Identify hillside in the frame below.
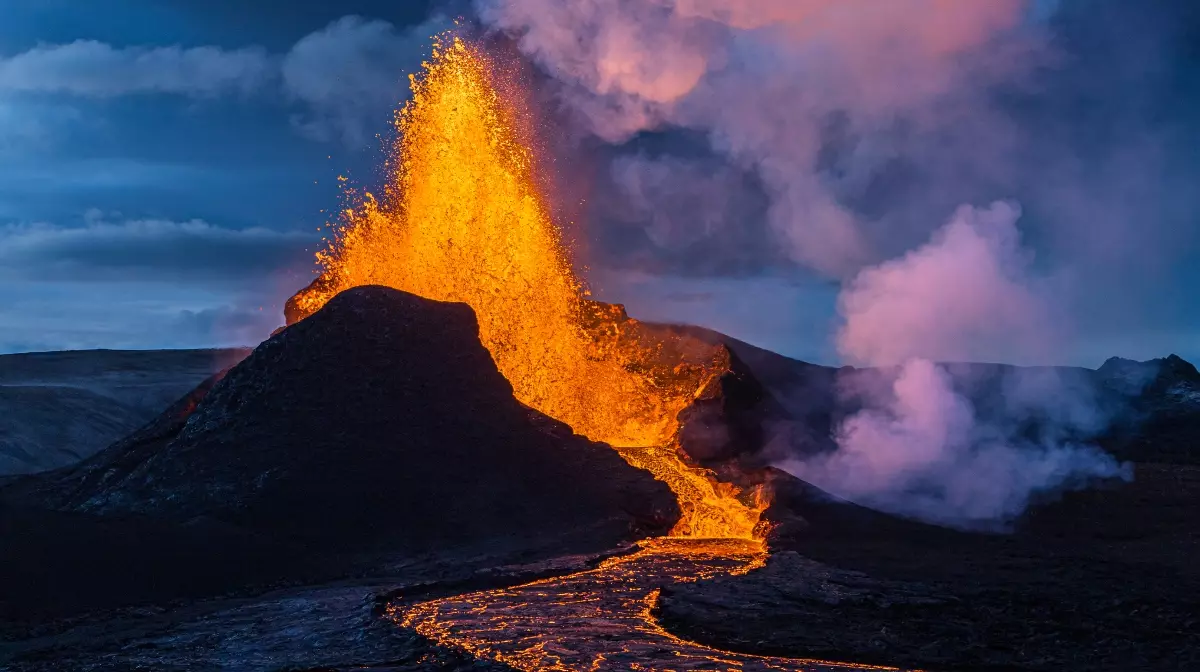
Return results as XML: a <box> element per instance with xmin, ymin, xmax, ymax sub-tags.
<box><xmin>0</xmin><ymin>349</ymin><xmax>249</xmax><ymax>475</ymax></box>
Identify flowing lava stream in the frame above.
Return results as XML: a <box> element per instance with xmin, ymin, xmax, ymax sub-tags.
<box><xmin>392</xmin><ymin>538</ymin><xmax>907</xmax><ymax>671</ymax></box>
<box><xmin>296</xmin><ymin>35</ymin><xmax>899</xmax><ymax>671</ymax></box>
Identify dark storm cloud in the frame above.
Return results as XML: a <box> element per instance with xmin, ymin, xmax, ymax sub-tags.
<box><xmin>0</xmin><ymin>212</ymin><xmax>317</xmax><ymax>282</ymax></box>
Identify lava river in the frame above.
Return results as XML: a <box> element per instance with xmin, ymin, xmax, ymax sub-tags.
<box><xmin>390</xmin><ymin>538</ymin><xmax>911</xmax><ymax>672</ymax></box>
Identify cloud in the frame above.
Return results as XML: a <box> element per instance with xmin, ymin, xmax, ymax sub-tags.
<box><xmin>778</xmin><ymin>358</ymin><xmax>1129</xmax><ymax>527</ymax></box>
<box><xmin>0</xmin><ymin>212</ymin><xmax>309</xmax><ymax>352</ymax></box>
<box><xmin>0</xmin><ymin>101</ymin><xmax>83</xmax><ymax>154</ymax></box>
<box><xmin>0</xmin><ymin>14</ymin><xmax>448</xmax><ymax>147</ymax></box>
<box><xmin>171</xmin><ymin>305</ymin><xmax>282</xmax><ymax>347</ymax></box>
<box><xmin>836</xmin><ymin>201</ymin><xmax>1062</xmax><ymax>367</ymax></box>
<box><xmin>478</xmin><ymin>0</ymin><xmax>1031</xmax><ymax>277</ymax></box>
<box><xmin>775</xmin><ymin>202</ymin><xmax>1128</xmax><ymax>527</ymax></box>
<box><xmin>282</xmin><ymin>15</ymin><xmax>450</xmax><ymax>145</ymax></box>
<box><xmin>0</xmin><ymin>41</ymin><xmax>274</xmax><ymax>97</ymax></box>
<box><xmin>0</xmin><ymin>287</ymin><xmax>285</xmax><ymax>353</ymax></box>
<box><xmin>0</xmin><ymin>211</ymin><xmax>317</xmax><ymax>282</ymax></box>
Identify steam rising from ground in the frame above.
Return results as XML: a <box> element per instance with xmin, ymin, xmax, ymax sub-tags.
<box><xmin>781</xmin><ymin>360</ymin><xmax>1128</xmax><ymax>527</ymax></box>
<box><xmin>780</xmin><ymin>204</ymin><xmax>1129</xmax><ymax>527</ymax></box>
<box><xmin>837</xmin><ymin>202</ymin><xmax>1054</xmax><ymax>367</ymax></box>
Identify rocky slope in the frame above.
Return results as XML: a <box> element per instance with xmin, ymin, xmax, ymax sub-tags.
<box><xmin>1</xmin><ymin>286</ymin><xmax>677</xmax><ymax>619</ymax></box>
<box><xmin>658</xmin><ymin>324</ymin><xmax>1200</xmax><ymax>467</ymax></box>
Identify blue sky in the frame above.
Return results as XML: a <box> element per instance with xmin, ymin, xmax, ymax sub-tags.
<box><xmin>0</xmin><ymin>1</ymin><xmax>444</xmax><ymax>352</ymax></box>
<box><xmin>1</xmin><ymin>1</ymin><xmax>1197</xmax><ymax>365</ymax></box>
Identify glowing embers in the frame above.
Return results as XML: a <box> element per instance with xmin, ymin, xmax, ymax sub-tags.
<box><xmin>296</xmin><ymin>35</ymin><xmax>763</xmax><ymax>538</ymax></box>
<box><xmin>391</xmin><ymin>538</ymin><xmax>906</xmax><ymax>671</ymax></box>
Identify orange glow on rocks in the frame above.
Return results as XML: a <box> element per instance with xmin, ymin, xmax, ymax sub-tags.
<box><xmin>290</xmin><ymin>35</ymin><xmax>764</xmax><ymax>539</ymax></box>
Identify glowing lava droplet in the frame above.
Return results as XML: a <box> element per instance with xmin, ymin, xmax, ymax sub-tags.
<box><xmin>294</xmin><ymin>35</ymin><xmax>764</xmax><ymax>539</ymax></box>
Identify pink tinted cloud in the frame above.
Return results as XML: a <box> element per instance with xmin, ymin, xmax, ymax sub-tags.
<box><xmin>836</xmin><ymin>201</ymin><xmax>1062</xmax><ymax>366</ymax></box>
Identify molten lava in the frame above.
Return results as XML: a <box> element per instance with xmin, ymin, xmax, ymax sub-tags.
<box><xmin>292</xmin><ymin>36</ymin><xmax>763</xmax><ymax>539</ymax></box>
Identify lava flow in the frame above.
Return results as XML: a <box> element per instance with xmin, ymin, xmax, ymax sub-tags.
<box><xmin>291</xmin><ymin>35</ymin><xmax>764</xmax><ymax>540</ymax></box>
<box><xmin>391</xmin><ymin>538</ymin><xmax>910</xmax><ymax>671</ymax></box>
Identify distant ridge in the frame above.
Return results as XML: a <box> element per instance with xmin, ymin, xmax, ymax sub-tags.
<box><xmin>0</xmin><ymin>348</ymin><xmax>249</xmax><ymax>475</ymax></box>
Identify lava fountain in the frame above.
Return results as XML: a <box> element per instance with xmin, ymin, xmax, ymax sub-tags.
<box><xmin>289</xmin><ymin>36</ymin><xmax>765</xmax><ymax>540</ymax></box>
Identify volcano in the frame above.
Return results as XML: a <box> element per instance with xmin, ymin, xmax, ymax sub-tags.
<box><xmin>14</xmin><ymin>286</ymin><xmax>678</xmax><ymax>548</ymax></box>
<box><xmin>0</xmin><ymin>286</ymin><xmax>683</xmax><ymax>625</ymax></box>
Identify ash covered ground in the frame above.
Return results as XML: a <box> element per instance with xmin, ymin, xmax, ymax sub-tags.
<box><xmin>1</xmin><ymin>287</ymin><xmax>1197</xmax><ymax>671</ymax></box>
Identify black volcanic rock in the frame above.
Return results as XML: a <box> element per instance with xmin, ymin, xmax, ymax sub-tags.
<box><xmin>1099</xmin><ymin>353</ymin><xmax>1200</xmax><ymax>395</ymax></box>
<box><xmin>1098</xmin><ymin>354</ymin><xmax>1200</xmax><ymax>464</ymax></box>
<box><xmin>50</xmin><ymin>286</ymin><xmax>679</xmax><ymax>551</ymax></box>
<box><xmin>658</xmin><ymin>464</ymin><xmax>1200</xmax><ymax>672</ymax></box>
<box><xmin>675</xmin><ymin>346</ymin><xmax>772</xmax><ymax>466</ymax></box>
<box><xmin>7</xmin><ymin>368</ymin><xmax>235</xmax><ymax>510</ymax></box>
<box><xmin>657</xmin><ymin>325</ymin><xmax>1200</xmax><ymax>467</ymax></box>
<box><xmin>0</xmin><ymin>288</ymin><xmax>678</xmax><ymax>620</ymax></box>
<box><xmin>754</xmin><ymin>467</ymin><xmax>973</xmax><ymax>550</ymax></box>
<box><xmin>637</xmin><ymin>323</ymin><xmax>810</xmax><ymax>471</ymax></box>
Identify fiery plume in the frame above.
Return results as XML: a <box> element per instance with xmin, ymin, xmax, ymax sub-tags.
<box><xmin>290</xmin><ymin>36</ymin><xmax>763</xmax><ymax>539</ymax></box>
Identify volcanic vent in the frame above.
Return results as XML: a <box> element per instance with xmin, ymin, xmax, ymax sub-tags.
<box><xmin>287</xmin><ymin>36</ymin><xmax>766</xmax><ymax>539</ymax></box>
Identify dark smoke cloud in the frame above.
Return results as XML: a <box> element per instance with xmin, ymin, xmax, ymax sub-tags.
<box><xmin>588</xmin><ymin>143</ymin><xmax>780</xmax><ymax>277</ymax></box>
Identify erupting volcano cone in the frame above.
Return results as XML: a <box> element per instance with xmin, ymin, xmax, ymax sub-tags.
<box><xmin>288</xmin><ymin>36</ymin><xmax>767</xmax><ymax>539</ymax></box>
<box><xmin>41</xmin><ymin>286</ymin><xmax>680</xmax><ymax>551</ymax></box>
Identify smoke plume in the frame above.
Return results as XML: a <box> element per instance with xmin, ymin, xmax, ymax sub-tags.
<box><xmin>836</xmin><ymin>201</ymin><xmax>1056</xmax><ymax>367</ymax></box>
<box><xmin>475</xmin><ymin>0</ymin><xmax>1033</xmax><ymax>276</ymax></box>
<box><xmin>471</xmin><ymin>0</ymin><xmax>1192</xmax><ymax>524</ymax></box>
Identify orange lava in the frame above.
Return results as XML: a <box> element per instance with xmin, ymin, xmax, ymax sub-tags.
<box><xmin>293</xmin><ymin>35</ymin><xmax>764</xmax><ymax>539</ymax></box>
<box><xmin>392</xmin><ymin>537</ymin><xmax>913</xmax><ymax>671</ymax></box>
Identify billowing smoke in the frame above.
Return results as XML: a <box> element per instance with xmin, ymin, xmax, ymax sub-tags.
<box><xmin>835</xmin><ymin>201</ymin><xmax>1056</xmax><ymax>367</ymax></box>
<box><xmin>475</xmin><ymin>0</ymin><xmax>1032</xmax><ymax>276</ymax></box>
<box><xmin>778</xmin><ymin>203</ymin><xmax>1130</xmax><ymax>527</ymax></box>
<box><xmin>472</xmin><ymin>0</ymin><xmax>1190</xmax><ymax>525</ymax></box>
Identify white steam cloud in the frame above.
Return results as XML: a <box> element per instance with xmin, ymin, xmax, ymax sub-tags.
<box><xmin>836</xmin><ymin>201</ymin><xmax>1056</xmax><ymax>367</ymax></box>
<box><xmin>779</xmin><ymin>203</ymin><xmax>1129</xmax><ymax>527</ymax></box>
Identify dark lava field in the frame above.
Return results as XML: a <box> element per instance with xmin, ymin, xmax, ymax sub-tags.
<box><xmin>1</xmin><ymin>287</ymin><xmax>1197</xmax><ymax>671</ymax></box>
